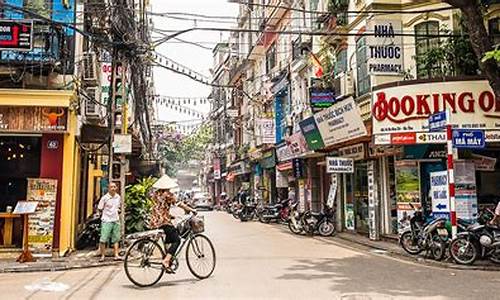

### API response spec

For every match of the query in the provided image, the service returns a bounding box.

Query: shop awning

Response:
[0,89,75,107]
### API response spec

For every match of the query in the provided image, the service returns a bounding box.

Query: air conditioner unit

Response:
[82,52,99,84]
[84,87,102,119]
[334,72,354,97]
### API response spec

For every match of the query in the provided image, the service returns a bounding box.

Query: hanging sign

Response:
[471,154,497,171]
[257,118,275,144]
[338,143,366,160]
[299,116,325,150]
[428,111,447,132]
[366,19,403,75]
[213,158,221,180]
[452,129,485,149]
[26,178,58,254]
[113,134,132,154]
[314,97,367,147]
[326,175,338,208]
[326,157,354,173]
[0,107,68,133]
[430,171,450,219]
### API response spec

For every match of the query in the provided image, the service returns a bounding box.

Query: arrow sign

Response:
[436,203,447,210]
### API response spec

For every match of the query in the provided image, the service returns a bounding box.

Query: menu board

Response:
[26,178,58,253]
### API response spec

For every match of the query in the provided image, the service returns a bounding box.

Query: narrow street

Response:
[1,212,498,300]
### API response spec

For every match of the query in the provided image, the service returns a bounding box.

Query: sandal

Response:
[113,256,122,261]
[162,262,175,274]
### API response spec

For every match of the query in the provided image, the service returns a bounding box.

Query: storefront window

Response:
[414,21,440,79]
[334,49,347,76]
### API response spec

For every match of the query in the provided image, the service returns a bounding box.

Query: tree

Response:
[444,0,500,99]
[157,124,213,176]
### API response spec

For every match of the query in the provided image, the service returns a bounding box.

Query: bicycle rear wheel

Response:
[124,238,165,287]
[185,234,216,279]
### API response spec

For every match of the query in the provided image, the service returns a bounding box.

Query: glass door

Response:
[354,162,369,234]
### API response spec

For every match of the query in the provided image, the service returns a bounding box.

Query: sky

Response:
[151,0,239,131]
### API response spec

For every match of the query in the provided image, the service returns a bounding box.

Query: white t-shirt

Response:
[98,193,121,223]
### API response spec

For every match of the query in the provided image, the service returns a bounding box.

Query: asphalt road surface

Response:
[1,212,498,300]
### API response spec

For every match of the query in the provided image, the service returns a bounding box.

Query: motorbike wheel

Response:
[449,237,478,265]
[430,235,446,261]
[318,221,336,237]
[400,231,422,255]
[259,212,271,224]
[488,251,500,264]
[288,219,302,235]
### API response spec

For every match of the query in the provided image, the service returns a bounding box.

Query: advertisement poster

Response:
[395,161,420,203]
[314,97,367,147]
[257,118,275,144]
[345,204,355,230]
[26,178,58,254]
[455,161,478,222]
[327,175,338,208]
[430,171,450,219]
[397,203,420,233]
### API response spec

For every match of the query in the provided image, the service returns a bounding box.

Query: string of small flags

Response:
[153,96,207,118]
[154,52,212,85]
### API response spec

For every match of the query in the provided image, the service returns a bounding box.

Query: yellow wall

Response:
[59,111,80,255]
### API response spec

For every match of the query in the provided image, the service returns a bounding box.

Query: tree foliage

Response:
[157,124,213,176]
[124,177,157,233]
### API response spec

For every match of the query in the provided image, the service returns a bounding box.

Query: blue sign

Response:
[452,130,485,149]
[428,111,447,132]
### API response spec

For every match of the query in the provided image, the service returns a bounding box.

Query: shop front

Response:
[372,79,500,232]
[227,160,251,199]
[0,89,79,256]
[259,149,277,204]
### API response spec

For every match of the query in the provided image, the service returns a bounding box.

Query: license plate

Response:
[437,228,448,236]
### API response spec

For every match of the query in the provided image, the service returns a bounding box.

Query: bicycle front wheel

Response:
[185,234,216,279]
[124,238,165,287]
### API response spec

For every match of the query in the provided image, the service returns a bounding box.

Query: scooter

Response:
[258,198,291,224]
[301,207,336,236]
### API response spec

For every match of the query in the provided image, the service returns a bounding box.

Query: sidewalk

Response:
[0,250,121,273]
[318,232,500,272]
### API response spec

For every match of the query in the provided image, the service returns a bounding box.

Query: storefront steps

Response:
[313,232,500,272]
[0,250,120,273]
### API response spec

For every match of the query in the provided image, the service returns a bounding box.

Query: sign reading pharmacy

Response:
[372,80,500,136]
[367,19,403,75]
[326,157,354,173]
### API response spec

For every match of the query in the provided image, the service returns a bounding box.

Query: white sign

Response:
[367,19,403,75]
[276,143,294,162]
[327,175,338,208]
[471,154,497,171]
[485,130,500,142]
[113,134,132,154]
[338,143,366,160]
[326,157,354,173]
[227,109,239,118]
[416,132,447,144]
[257,118,275,144]
[373,134,391,145]
[430,171,449,216]
[314,97,367,147]
[372,80,500,135]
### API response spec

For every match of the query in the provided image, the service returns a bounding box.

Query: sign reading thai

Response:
[326,157,354,173]
[314,97,367,147]
[0,106,68,132]
[372,80,500,135]
[367,19,403,75]
[0,20,33,51]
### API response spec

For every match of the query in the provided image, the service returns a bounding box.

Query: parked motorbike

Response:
[288,201,307,234]
[399,203,449,260]
[238,200,258,222]
[76,214,101,250]
[301,207,336,237]
[449,208,500,265]
[258,199,291,224]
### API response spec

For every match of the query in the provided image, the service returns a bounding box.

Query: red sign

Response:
[0,20,33,51]
[391,133,416,145]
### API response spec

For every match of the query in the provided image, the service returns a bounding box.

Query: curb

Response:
[317,234,500,272]
[0,260,120,274]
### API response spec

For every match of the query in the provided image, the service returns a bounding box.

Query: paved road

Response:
[2,212,498,300]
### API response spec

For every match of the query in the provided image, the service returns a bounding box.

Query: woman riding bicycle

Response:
[150,188,197,274]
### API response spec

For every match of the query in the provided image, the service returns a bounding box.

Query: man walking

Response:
[98,182,122,262]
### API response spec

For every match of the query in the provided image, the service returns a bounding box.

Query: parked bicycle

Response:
[123,213,216,287]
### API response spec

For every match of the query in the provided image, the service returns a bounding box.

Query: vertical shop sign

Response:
[213,158,221,180]
[327,175,338,208]
[367,161,379,240]
[257,118,276,144]
[292,158,304,178]
[298,179,306,212]
[345,204,355,231]
[299,116,325,150]
[26,178,58,254]
[430,171,450,219]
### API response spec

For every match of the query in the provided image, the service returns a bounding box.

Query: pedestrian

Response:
[97,182,122,262]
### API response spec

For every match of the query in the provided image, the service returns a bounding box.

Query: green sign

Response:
[299,117,325,150]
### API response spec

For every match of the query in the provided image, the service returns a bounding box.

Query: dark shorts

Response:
[161,224,181,255]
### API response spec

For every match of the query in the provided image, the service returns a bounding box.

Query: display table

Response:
[0,213,21,247]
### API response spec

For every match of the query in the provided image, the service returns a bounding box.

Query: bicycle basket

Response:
[190,215,205,234]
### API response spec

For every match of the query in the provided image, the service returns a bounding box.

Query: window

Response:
[414,21,440,79]
[334,49,347,76]
[356,37,370,96]
[488,18,500,46]
[266,42,277,74]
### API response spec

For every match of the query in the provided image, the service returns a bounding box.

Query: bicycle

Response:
[123,213,216,287]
